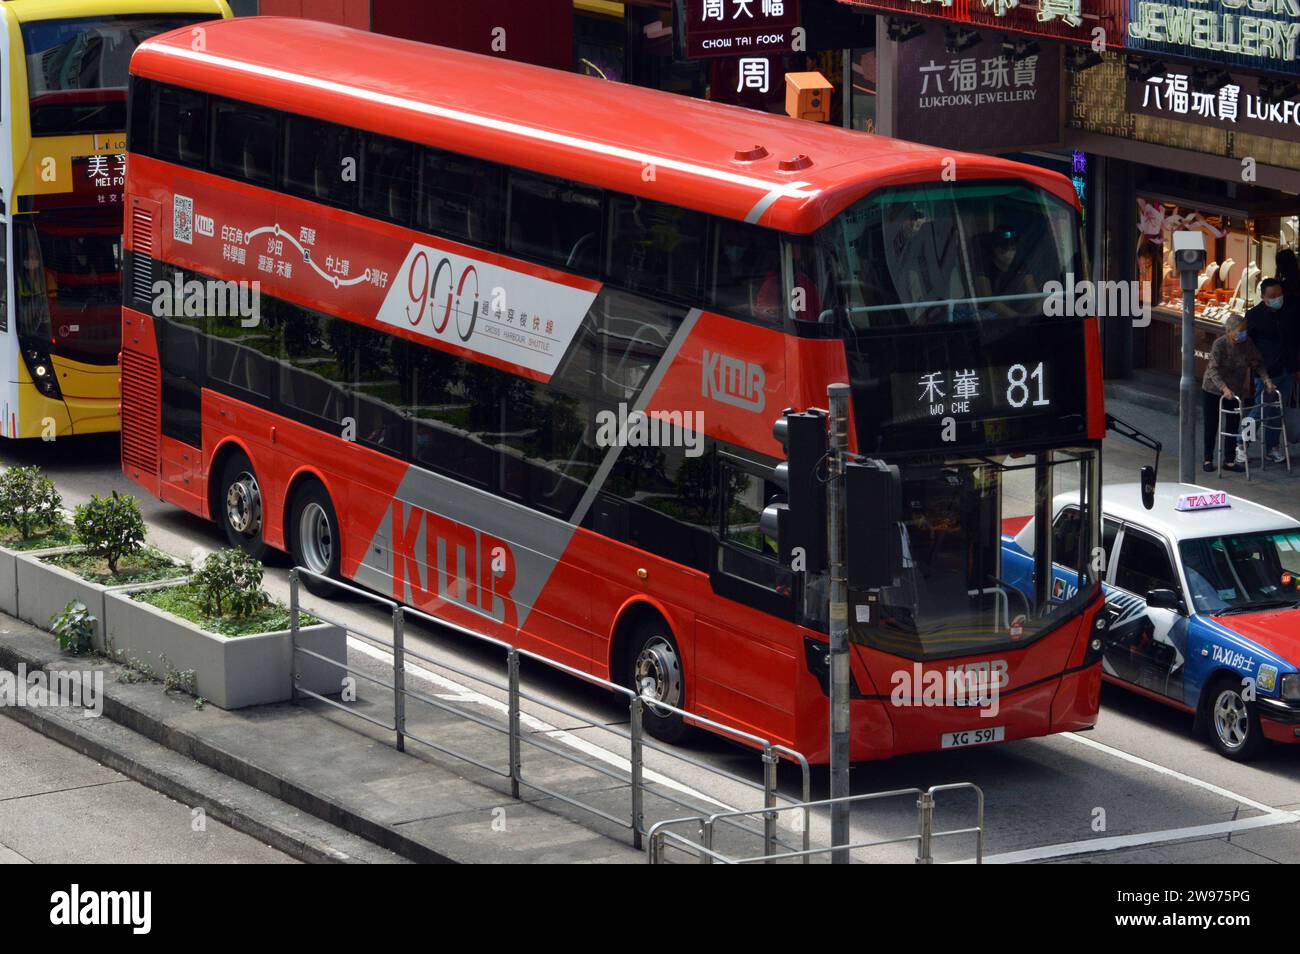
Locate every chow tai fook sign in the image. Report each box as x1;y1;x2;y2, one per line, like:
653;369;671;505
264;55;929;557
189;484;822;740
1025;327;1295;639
1128;64;1300;140
833;0;1127;46
678;0;803;58
1126;0;1300;78
894;25;1064;150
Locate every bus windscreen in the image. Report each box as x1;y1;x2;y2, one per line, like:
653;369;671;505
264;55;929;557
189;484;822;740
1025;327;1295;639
23;15;207;136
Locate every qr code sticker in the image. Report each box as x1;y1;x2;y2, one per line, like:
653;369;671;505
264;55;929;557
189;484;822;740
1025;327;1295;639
173;194;193;245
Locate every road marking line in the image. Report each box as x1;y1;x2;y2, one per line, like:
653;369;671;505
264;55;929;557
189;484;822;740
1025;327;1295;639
345;636;734;812
973;811;1300;864
1062;731;1280;815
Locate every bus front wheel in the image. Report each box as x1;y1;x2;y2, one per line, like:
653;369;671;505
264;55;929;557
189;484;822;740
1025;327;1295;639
627;621;691;745
289;480;342;598
219;451;268;561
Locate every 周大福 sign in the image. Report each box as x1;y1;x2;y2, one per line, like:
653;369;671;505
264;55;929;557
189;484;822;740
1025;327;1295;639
678;0;802;59
1126;0;1300;77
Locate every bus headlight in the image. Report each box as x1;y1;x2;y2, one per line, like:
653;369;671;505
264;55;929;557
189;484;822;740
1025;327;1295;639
1281;673;1300;702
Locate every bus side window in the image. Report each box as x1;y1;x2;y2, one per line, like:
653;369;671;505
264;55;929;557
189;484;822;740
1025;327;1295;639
606;194;705;302
419;150;504;248
711;220;781;325
154;84;207;168
506;172;602;274
359;133;415;225
718;464;793;595
128;76;156;158
283;115;357;209
211;98;280;188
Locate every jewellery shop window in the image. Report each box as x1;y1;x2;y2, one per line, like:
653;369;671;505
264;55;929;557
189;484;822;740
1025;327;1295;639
1136;196;1300;326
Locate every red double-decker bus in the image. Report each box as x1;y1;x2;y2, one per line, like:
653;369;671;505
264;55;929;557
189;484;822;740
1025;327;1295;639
120;17;1108;762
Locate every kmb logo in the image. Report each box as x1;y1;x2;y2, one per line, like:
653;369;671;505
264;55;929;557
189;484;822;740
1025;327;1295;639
702;349;765;412
391;502;517;630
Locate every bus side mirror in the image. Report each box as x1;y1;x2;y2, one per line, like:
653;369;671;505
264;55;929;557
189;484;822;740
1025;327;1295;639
1140;465;1156;510
846;459;903;589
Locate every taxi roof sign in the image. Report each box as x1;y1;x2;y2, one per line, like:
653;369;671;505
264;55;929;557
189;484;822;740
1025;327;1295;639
1176;491;1230;512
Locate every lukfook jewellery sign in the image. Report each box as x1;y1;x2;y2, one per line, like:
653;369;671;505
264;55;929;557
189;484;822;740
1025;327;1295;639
894;26;1063;150
1126;0;1300;77
1127;66;1300;141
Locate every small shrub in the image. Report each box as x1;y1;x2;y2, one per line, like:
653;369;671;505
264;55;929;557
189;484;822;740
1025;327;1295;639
74;491;146;574
0;466;62;540
193;548;268;619
51;600;95;655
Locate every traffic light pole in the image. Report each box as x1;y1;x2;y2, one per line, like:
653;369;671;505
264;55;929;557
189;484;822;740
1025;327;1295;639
827;383;851;863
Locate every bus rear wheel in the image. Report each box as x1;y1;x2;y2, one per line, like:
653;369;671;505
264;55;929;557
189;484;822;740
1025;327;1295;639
219;451;268;561
289;480;342;598
626;620;690;745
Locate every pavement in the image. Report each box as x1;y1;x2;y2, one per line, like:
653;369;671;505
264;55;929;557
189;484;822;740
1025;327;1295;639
0;614;648;864
0;715;296;864
1105;370;1300;513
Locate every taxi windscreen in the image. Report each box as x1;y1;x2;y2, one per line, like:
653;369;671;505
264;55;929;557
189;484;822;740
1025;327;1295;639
1179;529;1300;615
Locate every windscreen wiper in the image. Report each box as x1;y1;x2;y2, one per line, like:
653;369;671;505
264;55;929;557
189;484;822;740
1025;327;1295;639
1215;598;1300;615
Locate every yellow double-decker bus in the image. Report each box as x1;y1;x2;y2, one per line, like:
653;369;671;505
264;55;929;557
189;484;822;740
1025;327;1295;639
0;0;229;438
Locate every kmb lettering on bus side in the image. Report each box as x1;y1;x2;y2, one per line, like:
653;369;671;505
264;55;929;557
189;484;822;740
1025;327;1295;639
390;501;517;631
702;349;765;412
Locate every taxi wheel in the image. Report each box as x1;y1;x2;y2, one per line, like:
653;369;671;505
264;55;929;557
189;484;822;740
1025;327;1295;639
1202;675;1264;761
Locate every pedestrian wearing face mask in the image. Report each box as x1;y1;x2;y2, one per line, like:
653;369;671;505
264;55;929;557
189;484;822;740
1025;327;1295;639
1245;279;1291;463
1203;313;1274;472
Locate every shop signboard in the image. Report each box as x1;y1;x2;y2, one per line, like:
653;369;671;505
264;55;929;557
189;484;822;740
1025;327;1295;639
1125;0;1300;77
1128;66;1300;142
677;0;803;59
831;0;1126;46
894;25;1064;149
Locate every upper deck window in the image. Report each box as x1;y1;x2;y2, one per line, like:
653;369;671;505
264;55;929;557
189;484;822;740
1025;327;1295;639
821;182;1081;329
211;98;279;188
23;15;206;136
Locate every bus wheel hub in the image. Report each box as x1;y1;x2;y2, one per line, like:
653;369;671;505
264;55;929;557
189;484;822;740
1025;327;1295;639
226;475;262;536
635;638;681;709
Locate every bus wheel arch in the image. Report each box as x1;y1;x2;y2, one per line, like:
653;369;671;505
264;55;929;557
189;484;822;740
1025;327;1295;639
212;441;269;561
610;600;692;745
285;472;343;597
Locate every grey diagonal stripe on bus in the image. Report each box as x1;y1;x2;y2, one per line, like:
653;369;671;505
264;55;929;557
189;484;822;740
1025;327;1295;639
569;306;703;529
358;307;701;634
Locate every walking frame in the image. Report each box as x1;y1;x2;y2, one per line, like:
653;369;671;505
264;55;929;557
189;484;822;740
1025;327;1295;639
1217;389;1291;480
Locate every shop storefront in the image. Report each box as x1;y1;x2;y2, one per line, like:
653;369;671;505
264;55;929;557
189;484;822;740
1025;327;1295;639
1070;45;1300;379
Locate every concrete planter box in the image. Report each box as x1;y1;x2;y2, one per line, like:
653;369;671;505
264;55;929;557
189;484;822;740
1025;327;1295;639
0;532;78;617
13;546;128;640
103;585;346;709
0;513;79;616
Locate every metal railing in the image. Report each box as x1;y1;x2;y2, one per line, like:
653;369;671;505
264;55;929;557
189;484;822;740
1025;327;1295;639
647;783;984;864
288;567;811;853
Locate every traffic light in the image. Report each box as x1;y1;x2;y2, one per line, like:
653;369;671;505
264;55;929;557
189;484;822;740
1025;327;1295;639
845;459;903;589
760;409;828;572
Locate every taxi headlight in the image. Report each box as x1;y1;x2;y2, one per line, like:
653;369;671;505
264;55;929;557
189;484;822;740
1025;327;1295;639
1282;673;1300;703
